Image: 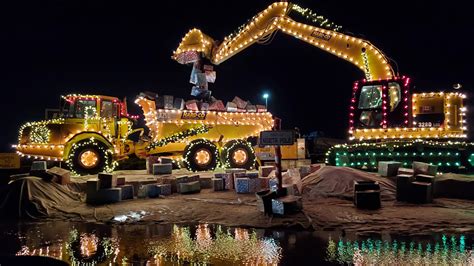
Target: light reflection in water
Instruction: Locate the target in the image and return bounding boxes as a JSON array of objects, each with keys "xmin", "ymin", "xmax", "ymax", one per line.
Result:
[
  {"xmin": 148, "ymin": 224, "xmax": 282, "ymax": 265},
  {"xmin": 326, "ymin": 235, "xmax": 474, "ymax": 265},
  {"xmin": 13, "ymin": 224, "xmax": 281, "ymax": 265}
]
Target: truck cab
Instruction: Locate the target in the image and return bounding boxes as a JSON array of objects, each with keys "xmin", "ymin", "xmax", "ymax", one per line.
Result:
[{"xmin": 16, "ymin": 94, "xmax": 136, "ymax": 175}]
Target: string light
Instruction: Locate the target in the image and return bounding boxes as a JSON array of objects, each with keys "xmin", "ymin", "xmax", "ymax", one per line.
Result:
[{"xmin": 146, "ymin": 125, "xmax": 211, "ymax": 151}]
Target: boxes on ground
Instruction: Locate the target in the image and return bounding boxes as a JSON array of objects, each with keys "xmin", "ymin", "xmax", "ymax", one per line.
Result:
[
  {"xmin": 396, "ymin": 174, "xmax": 413, "ymax": 202},
  {"xmin": 410, "ymin": 181, "xmax": 432, "ymax": 203},
  {"xmin": 413, "ymin": 161, "xmax": 438, "ymax": 176},
  {"xmin": 199, "ymin": 177, "xmax": 213, "ymax": 189},
  {"xmin": 235, "ymin": 178, "xmax": 259, "ymax": 193},
  {"xmin": 271, "ymin": 195, "xmax": 302, "ymax": 215},
  {"xmin": 378, "ymin": 161, "xmax": 401, "ymax": 177},
  {"xmin": 31, "ymin": 161, "xmax": 47, "ymax": 171},
  {"xmin": 98, "ymin": 173, "xmax": 117, "ymax": 189},
  {"xmin": 259, "ymin": 166, "xmax": 275, "ymax": 177},
  {"xmin": 152, "ymin": 163, "xmax": 172, "ymax": 175},
  {"xmin": 179, "ymin": 181, "xmax": 201, "ymax": 194},
  {"xmin": 353, "ymin": 180, "xmax": 381, "ymax": 209},
  {"xmin": 212, "ymin": 178, "xmax": 225, "ymax": 191},
  {"xmin": 121, "ymin": 185, "xmax": 134, "ymax": 200},
  {"xmin": 46, "ymin": 167, "xmax": 71, "ymax": 185}
]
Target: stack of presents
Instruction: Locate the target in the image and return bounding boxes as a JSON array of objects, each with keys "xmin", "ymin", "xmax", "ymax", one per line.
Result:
[
  {"xmin": 138, "ymin": 92, "xmax": 268, "ymax": 114},
  {"xmin": 379, "ymin": 160, "xmax": 438, "ymax": 204},
  {"xmin": 210, "ymin": 164, "xmax": 316, "ymax": 216},
  {"xmin": 141, "ymin": 52, "xmax": 266, "ymax": 114},
  {"xmin": 10, "ymin": 161, "xmax": 71, "ymax": 185}
]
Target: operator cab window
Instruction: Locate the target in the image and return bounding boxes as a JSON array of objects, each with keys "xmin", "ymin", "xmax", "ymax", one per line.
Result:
[
  {"xmin": 358, "ymin": 85, "xmax": 382, "ymax": 109},
  {"xmin": 100, "ymin": 100, "xmax": 117, "ymax": 118},
  {"xmin": 74, "ymin": 100, "xmax": 97, "ymax": 118}
]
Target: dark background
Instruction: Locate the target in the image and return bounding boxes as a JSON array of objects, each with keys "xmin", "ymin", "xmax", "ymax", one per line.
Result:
[{"xmin": 1, "ymin": 0, "xmax": 472, "ymax": 151}]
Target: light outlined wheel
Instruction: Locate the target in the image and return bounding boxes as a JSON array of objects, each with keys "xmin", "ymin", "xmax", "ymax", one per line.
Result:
[
  {"xmin": 67, "ymin": 139, "xmax": 114, "ymax": 175},
  {"xmin": 183, "ymin": 139, "xmax": 219, "ymax": 171},
  {"xmin": 221, "ymin": 140, "xmax": 256, "ymax": 170}
]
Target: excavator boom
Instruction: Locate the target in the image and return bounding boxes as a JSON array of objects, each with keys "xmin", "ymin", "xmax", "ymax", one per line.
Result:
[{"xmin": 173, "ymin": 2, "xmax": 394, "ymax": 81}]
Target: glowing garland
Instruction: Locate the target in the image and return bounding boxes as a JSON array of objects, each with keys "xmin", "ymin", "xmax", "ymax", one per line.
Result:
[
  {"xmin": 290, "ymin": 4, "xmax": 343, "ymax": 32},
  {"xmin": 221, "ymin": 139, "xmax": 256, "ymax": 169},
  {"xmin": 66, "ymin": 138, "xmax": 118, "ymax": 175},
  {"xmin": 325, "ymin": 140, "xmax": 474, "ymax": 170},
  {"xmin": 183, "ymin": 139, "xmax": 220, "ymax": 172},
  {"xmin": 147, "ymin": 125, "xmax": 211, "ymax": 151},
  {"xmin": 29, "ymin": 124, "xmax": 51, "ymax": 144}
]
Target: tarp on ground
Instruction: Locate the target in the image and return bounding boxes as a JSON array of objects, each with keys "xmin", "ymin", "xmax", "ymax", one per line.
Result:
[
  {"xmin": 301, "ymin": 166, "xmax": 396, "ymax": 200},
  {"xmin": 0, "ymin": 176, "xmax": 82, "ymax": 218},
  {"xmin": 434, "ymin": 173, "xmax": 474, "ymax": 200}
]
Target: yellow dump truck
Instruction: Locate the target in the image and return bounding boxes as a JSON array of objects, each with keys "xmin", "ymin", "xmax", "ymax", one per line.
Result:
[{"xmin": 15, "ymin": 93, "xmax": 304, "ymax": 175}]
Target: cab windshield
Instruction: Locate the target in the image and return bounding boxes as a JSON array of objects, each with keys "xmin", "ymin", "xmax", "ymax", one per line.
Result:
[{"xmin": 358, "ymin": 85, "xmax": 382, "ymax": 109}]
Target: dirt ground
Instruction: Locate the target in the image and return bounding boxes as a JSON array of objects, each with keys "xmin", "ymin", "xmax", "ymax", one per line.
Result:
[{"xmin": 4, "ymin": 168, "xmax": 474, "ymax": 235}]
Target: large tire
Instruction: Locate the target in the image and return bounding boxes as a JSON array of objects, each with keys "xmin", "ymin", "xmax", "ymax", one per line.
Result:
[
  {"xmin": 183, "ymin": 139, "xmax": 219, "ymax": 171},
  {"xmin": 221, "ymin": 140, "xmax": 256, "ymax": 170},
  {"xmin": 67, "ymin": 139, "xmax": 114, "ymax": 175}
]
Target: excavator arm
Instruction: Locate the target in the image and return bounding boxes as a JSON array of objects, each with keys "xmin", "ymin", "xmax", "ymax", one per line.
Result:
[{"xmin": 173, "ymin": 2, "xmax": 395, "ymax": 81}]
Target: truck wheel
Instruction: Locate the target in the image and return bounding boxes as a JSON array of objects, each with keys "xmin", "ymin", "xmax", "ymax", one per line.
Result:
[
  {"xmin": 183, "ymin": 139, "xmax": 218, "ymax": 171},
  {"xmin": 221, "ymin": 140, "xmax": 256, "ymax": 170},
  {"xmin": 67, "ymin": 139, "xmax": 114, "ymax": 175}
]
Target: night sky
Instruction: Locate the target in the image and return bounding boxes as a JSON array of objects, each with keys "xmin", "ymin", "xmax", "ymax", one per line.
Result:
[{"xmin": 2, "ymin": 0, "xmax": 472, "ymax": 151}]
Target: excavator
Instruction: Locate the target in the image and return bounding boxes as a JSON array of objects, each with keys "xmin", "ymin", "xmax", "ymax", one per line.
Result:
[{"xmin": 172, "ymin": 1, "xmax": 472, "ymax": 172}]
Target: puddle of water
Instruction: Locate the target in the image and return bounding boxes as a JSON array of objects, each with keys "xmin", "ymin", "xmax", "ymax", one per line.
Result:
[{"xmin": 0, "ymin": 221, "xmax": 473, "ymax": 265}]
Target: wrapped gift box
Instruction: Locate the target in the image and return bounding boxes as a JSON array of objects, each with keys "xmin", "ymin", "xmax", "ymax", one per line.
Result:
[
  {"xmin": 146, "ymin": 156, "xmax": 160, "ymax": 174},
  {"xmin": 205, "ymin": 70, "xmax": 216, "ymax": 83},
  {"xmin": 31, "ymin": 161, "xmax": 47, "ymax": 171},
  {"xmin": 120, "ymin": 185, "xmax": 134, "ymax": 200},
  {"xmin": 116, "ymin": 177, "xmax": 126, "ymax": 186},
  {"xmin": 161, "ymin": 177, "xmax": 178, "ymax": 193},
  {"xmin": 196, "ymin": 73, "xmax": 208, "ymax": 88},
  {"xmin": 398, "ymin": 167, "xmax": 414, "ymax": 176},
  {"xmin": 199, "ymin": 177, "xmax": 213, "ymax": 189},
  {"xmin": 299, "ymin": 165, "xmax": 311, "ymax": 178},
  {"xmin": 283, "ymin": 183, "xmax": 300, "ymax": 196},
  {"xmin": 156, "ymin": 184, "xmax": 172, "ymax": 196},
  {"xmin": 246, "ymin": 104, "xmax": 257, "ymax": 113},
  {"xmin": 413, "ymin": 161, "xmax": 438, "ymax": 176},
  {"xmin": 153, "ymin": 163, "xmax": 172, "ymax": 175},
  {"xmin": 163, "ymin": 95, "xmax": 174, "ymax": 109},
  {"xmin": 209, "ymin": 100, "xmax": 226, "ymax": 111},
  {"xmin": 179, "ymin": 181, "xmax": 201, "ymax": 194},
  {"xmin": 378, "ymin": 161, "xmax": 401, "ymax": 177},
  {"xmin": 86, "ymin": 179, "xmax": 99, "ymax": 195},
  {"xmin": 410, "ymin": 181, "xmax": 432, "ymax": 203},
  {"xmin": 98, "ymin": 173, "xmax": 117, "ymax": 189},
  {"xmin": 147, "ymin": 184, "xmax": 160, "ymax": 198},
  {"xmin": 355, "ymin": 190, "xmax": 381, "ymax": 209},
  {"xmin": 155, "ymin": 96, "xmax": 164, "ymax": 109},
  {"xmin": 203, "ymin": 64, "xmax": 214, "ymax": 71},
  {"xmin": 222, "ymin": 174, "xmax": 234, "ymax": 190},
  {"xmin": 200, "ymin": 102, "xmax": 209, "ymax": 111},
  {"xmin": 416, "ymin": 174, "xmax": 435, "ymax": 197},
  {"xmin": 256, "ymin": 105, "xmax": 267, "ymax": 112},
  {"xmin": 235, "ymin": 178, "xmax": 259, "ymax": 194},
  {"xmin": 226, "ymin": 102, "xmax": 238, "ymax": 112},
  {"xmin": 176, "ymin": 50, "xmax": 199, "ymax": 64},
  {"xmin": 212, "ymin": 178, "xmax": 225, "ymax": 191},
  {"xmin": 269, "ymin": 178, "xmax": 279, "ymax": 191},
  {"xmin": 259, "ymin": 166, "xmax": 275, "ymax": 177},
  {"xmin": 186, "ymin": 100, "xmax": 199, "ymax": 111},
  {"xmin": 246, "ymin": 171, "xmax": 259, "ymax": 179},
  {"xmin": 174, "ymin": 98, "xmax": 185, "ymax": 110},
  {"xmin": 87, "ymin": 187, "xmax": 122, "ymax": 204},
  {"xmin": 46, "ymin": 167, "xmax": 71, "ymax": 185},
  {"xmin": 258, "ymin": 177, "xmax": 270, "ymax": 190},
  {"xmin": 232, "ymin": 96, "xmax": 247, "ymax": 109},
  {"xmin": 271, "ymin": 195, "xmax": 302, "ymax": 215},
  {"xmin": 396, "ymin": 174, "xmax": 413, "ymax": 201},
  {"xmin": 159, "ymin": 157, "xmax": 173, "ymax": 164}
]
